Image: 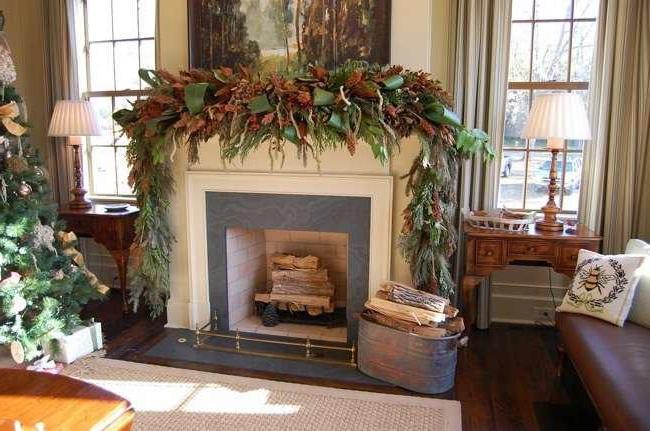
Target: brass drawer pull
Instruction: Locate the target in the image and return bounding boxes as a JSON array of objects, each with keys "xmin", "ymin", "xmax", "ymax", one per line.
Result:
[{"xmin": 485, "ymin": 250, "xmax": 494, "ymax": 256}]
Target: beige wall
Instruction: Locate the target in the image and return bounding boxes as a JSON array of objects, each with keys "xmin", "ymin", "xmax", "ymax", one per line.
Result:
[
  {"xmin": 159, "ymin": 0, "xmax": 456, "ymax": 326},
  {"xmin": 2, "ymin": 1, "xmax": 50, "ymax": 167}
]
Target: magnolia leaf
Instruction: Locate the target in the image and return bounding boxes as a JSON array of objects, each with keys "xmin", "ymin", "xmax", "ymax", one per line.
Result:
[
  {"xmin": 424, "ymin": 102, "xmax": 461, "ymax": 128},
  {"xmin": 113, "ymin": 108, "xmax": 136, "ymax": 127},
  {"xmin": 184, "ymin": 83, "xmax": 209, "ymax": 114},
  {"xmin": 313, "ymin": 87, "xmax": 336, "ymax": 106},
  {"xmin": 138, "ymin": 69, "xmax": 160, "ymax": 87},
  {"xmin": 381, "ymin": 75, "xmax": 404, "ymax": 90},
  {"xmin": 213, "ymin": 69, "xmax": 231, "ymax": 83},
  {"xmin": 282, "ymin": 126, "xmax": 300, "ymax": 144},
  {"xmin": 248, "ymin": 94, "xmax": 273, "ymax": 114},
  {"xmin": 327, "ymin": 111, "xmax": 344, "ymax": 131}
]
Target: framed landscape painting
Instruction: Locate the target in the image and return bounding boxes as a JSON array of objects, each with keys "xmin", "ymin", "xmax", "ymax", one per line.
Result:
[{"xmin": 188, "ymin": 0, "xmax": 391, "ymax": 73}]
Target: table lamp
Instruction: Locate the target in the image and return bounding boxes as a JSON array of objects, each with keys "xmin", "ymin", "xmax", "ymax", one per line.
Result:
[
  {"xmin": 522, "ymin": 93, "xmax": 591, "ymax": 232},
  {"xmin": 48, "ymin": 100, "xmax": 102, "ymax": 209}
]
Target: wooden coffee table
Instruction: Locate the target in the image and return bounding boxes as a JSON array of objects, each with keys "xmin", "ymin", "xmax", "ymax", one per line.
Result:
[{"xmin": 0, "ymin": 369, "xmax": 134, "ymax": 430}]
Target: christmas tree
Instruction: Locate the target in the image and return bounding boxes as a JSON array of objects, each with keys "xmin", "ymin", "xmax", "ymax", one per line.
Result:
[{"xmin": 0, "ymin": 14, "xmax": 105, "ymax": 362}]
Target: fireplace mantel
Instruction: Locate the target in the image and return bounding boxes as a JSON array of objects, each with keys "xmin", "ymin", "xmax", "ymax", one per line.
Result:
[{"xmin": 173, "ymin": 171, "xmax": 393, "ymax": 329}]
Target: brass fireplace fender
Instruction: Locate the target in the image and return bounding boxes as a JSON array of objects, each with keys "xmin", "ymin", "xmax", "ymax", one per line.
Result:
[{"xmin": 193, "ymin": 322, "xmax": 357, "ymax": 367}]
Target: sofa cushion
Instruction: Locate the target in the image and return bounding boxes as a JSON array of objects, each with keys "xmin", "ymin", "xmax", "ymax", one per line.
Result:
[
  {"xmin": 557, "ymin": 249, "xmax": 645, "ymax": 326},
  {"xmin": 557, "ymin": 312, "xmax": 650, "ymax": 431},
  {"xmin": 626, "ymin": 239, "xmax": 650, "ymax": 328}
]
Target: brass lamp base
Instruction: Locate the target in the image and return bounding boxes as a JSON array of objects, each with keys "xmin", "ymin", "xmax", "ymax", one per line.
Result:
[
  {"xmin": 535, "ymin": 218, "xmax": 564, "ymax": 232},
  {"xmin": 536, "ymin": 148, "xmax": 564, "ymax": 232},
  {"xmin": 68, "ymin": 187, "xmax": 92, "ymax": 209},
  {"xmin": 67, "ymin": 138, "xmax": 92, "ymax": 210}
]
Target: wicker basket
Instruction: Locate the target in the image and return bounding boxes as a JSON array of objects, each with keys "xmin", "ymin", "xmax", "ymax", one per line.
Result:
[{"xmin": 465, "ymin": 209, "xmax": 535, "ymax": 232}]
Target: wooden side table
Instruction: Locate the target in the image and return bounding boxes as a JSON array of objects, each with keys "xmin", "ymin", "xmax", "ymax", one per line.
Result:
[
  {"xmin": 462, "ymin": 223, "xmax": 601, "ymax": 328},
  {"xmin": 0, "ymin": 369, "xmax": 134, "ymax": 430},
  {"xmin": 59, "ymin": 204, "xmax": 139, "ymax": 313}
]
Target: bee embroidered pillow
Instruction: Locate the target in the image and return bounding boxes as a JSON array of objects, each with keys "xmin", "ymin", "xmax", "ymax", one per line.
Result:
[{"xmin": 557, "ymin": 249, "xmax": 645, "ymax": 326}]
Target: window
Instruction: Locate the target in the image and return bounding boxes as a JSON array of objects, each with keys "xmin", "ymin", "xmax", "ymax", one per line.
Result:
[
  {"xmin": 75, "ymin": 0, "xmax": 156, "ymax": 198},
  {"xmin": 498, "ymin": 0, "xmax": 598, "ymax": 212}
]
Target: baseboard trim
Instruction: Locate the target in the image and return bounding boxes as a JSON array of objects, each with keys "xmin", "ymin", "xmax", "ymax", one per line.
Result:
[
  {"xmin": 490, "ymin": 317, "xmax": 555, "ymax": 326},
  {"xmin": 165, "ymin": 299, "xmax": 189, "ymax": 328}
]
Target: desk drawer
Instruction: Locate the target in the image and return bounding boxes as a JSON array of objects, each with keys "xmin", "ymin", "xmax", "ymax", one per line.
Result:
[
  {"xmin": 508, "ymin": 240, "xmax": 554, "ymax": 257},
  {"xmin": 558, "ymin": 245, "xmax": 584, "ymax": 269},
  {"xmin": 476, "ymin": 240, "xmax": 503, "ymax": 265}
]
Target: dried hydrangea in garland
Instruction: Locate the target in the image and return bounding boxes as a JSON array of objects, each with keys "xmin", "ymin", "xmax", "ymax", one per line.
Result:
[{"xmin": 114, "ymin": 61, "xmax": 492, "ymax": 315}]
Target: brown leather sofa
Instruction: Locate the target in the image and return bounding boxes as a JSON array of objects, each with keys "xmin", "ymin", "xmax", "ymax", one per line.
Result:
[{"xmin": 557, "ymin": 312, "xmax": 650, "ymax": 431}]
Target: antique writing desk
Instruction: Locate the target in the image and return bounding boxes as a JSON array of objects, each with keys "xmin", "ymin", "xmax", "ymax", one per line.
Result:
[{"xmin": 462, "ymin": 223, "xmax": 601, "ymax": 327}]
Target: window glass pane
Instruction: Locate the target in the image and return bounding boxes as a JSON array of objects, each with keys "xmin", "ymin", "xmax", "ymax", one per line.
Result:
[
  {"xmin": 88, "ymin": 97, "xmax": 114, "ymax": 146},
  {"xmin": 512, "ymin": 0, "xmax": 534, "ymax": 20},
  {"xmin": 530, "ymin": 139, "xmax": 548, "ymax": 150},
  {"xmin": 139, "ymin": 39, "xmax": 155, "ymax": 88},
  {"xmin": 498, "ymin": 150, "xmax": 526, "ymax": 209},
  {"xmin": 571, "ymin": 21, "xmax": 597, "ymax": 82},
  {"xmin": 532, "ymin": 22, "xmax": 571, "ymax": 82},
  {"xmin": 88, "ymin": 42, "xmax": 115, "ymax": 91},
  {"xmin": 534, "ymin": 0, "xmax": 572, "ymax": 19},
  {"xmin": 90, "ymin": 147, "xmax": 118, "ymax": 195},
  {"xmin": 112, "ymin": 0, "xmax": 139, "ymax": 40},
  {"xmin": 574, "ymin": 0, "xmax": 599, "ymax": 18},
  {"xmin": 116, "ymin": 147, "xmax": 133, "ymax": 195},
  {"xmin": 508, "ymin": 23, "xmax": 532, "ymax": 81},
  {"xmin": 87, "ymin": 0, "xmax": 112, "ymax": 41},
  {"xmin": 138, "ymin": 0, "xmax": 156, "ymax": 38},
  {"xmin": 566, "ymin": 140, "xmax": 584, "ymax": 151},
  {"xmin": 114, "ymin": 41, "xmax": 140, "ymax": 90},
  {"xmin": 525, "ymin": 152, "xmax": 557, "ymax": 210},
  {"xmin": 561, "ymin": 153, "xmax": 583, "ymax": 211},
  {"xmin": 504, "ymin": 90, "xmax": 530, "ymax": 148}
]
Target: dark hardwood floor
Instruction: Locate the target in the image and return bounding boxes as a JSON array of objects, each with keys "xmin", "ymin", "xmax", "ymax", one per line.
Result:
[{"xmin": 83, "ymin": 295, "xmax": 599, "ymax": 431}]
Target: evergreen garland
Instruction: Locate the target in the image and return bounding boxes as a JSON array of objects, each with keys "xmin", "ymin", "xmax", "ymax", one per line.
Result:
[{"xmin": 114, "ymin": 61, "xmax": 493, "ymax": 315}]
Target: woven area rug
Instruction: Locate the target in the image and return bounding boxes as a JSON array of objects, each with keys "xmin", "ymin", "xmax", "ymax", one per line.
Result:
[{"xmin": 64, "ymin": 357, "xmax": 461, "ymax": 431}]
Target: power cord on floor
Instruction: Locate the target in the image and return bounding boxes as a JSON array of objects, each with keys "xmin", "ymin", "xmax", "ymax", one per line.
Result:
[
  {"xmin": 548, "ymin": 267, "xmax": 557, "ymax": 308},
  {"xmin": 533, "ymin": 267, "xmax": 558, "ymax": 328}
]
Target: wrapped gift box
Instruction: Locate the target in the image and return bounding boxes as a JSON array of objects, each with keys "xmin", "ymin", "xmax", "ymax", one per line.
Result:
[{"xmin": 43, "ymin": 322, "xmax": 103, "ymax": 364}]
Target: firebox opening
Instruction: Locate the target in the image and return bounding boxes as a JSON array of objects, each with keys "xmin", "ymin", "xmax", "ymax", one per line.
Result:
[{"xmin": 226, "ymin": 228, "xmax": 348, "ymax": 342}]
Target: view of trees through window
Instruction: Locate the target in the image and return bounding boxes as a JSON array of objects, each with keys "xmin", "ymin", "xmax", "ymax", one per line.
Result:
[
  {"xmin": 498, "ymin": 0, "xmax": 599, "ymax": 212},
  {"xmin": 76, "ymin": 0, "xmax": 155, "ymax": 197}
]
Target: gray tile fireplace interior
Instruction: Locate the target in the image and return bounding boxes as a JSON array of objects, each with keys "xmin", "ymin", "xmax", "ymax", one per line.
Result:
[{"xmin": 206, "ymin": 192, "xmax": 371, "ymax": 344}]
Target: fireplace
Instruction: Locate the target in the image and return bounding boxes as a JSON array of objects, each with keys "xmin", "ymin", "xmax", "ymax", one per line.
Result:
[
  {"xmin": 225, "ymin": 227, "xmax": 349, "ymax": 342},
  {"xmin": 182, "ymin": 172, "xmax": 393, "ymax": 346},
  {"xmin": 206, "ymin": 192, "xmax": 371, "ymax": 344}
]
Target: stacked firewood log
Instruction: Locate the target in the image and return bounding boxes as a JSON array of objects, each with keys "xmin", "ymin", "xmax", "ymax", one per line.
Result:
[
  {"xmin": 254, "ymin": 253, "xmax": 335, "ymax": 316},
  {"xmin": 362, "ymin": 281, "xmax": 465, "ymax": 338}
]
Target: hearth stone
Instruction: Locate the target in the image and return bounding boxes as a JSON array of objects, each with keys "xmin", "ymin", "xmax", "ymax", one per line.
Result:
[{"xmin": 206, "ymin": 192, "xmax": 371, "ymax": 344}]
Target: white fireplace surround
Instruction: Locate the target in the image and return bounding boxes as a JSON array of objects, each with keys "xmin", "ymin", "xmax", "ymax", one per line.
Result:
[{"xmin": 175, "ymin": 171, "xmax": 393, "ymax": 328}]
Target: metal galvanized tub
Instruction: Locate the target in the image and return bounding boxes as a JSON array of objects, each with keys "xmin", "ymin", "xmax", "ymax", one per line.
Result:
[{"xmin": 357, "ymin": 315, "xmax": 460, "ymax": 394}]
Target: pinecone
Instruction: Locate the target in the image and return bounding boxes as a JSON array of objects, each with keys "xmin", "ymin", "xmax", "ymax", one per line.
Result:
[{"xmin": 261, "ymin": 303, "xmax": 279, "ymax": 327}]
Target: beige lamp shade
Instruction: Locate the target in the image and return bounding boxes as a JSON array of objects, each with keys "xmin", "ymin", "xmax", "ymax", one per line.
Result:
[
  {"xmin": 522, "ymin": 93, "xmax": 591, "ymax": 149},
  {"xmin": 47, "ymin": 100, "xmax": 102, "ymax": 137}
]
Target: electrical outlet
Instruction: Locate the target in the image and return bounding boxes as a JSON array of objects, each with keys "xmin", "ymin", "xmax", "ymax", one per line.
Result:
[{"xmin": 533, "ymin": 306, "xmax": 555, "ymax": 322}]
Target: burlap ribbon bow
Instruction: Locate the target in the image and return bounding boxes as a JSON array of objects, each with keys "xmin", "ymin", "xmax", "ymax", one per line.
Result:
[{"xmin": 0, "ymin": 101, "xmax": 27, "ymax": 136}]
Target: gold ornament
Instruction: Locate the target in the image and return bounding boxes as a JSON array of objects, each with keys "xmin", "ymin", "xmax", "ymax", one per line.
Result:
[
  {"xmin": 17, "ymin": 181, "xmax": 32, "ymax": 197},
  {"xmin": 5, "ymin": 149, "xmax": 28, "ymax": 173}
]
